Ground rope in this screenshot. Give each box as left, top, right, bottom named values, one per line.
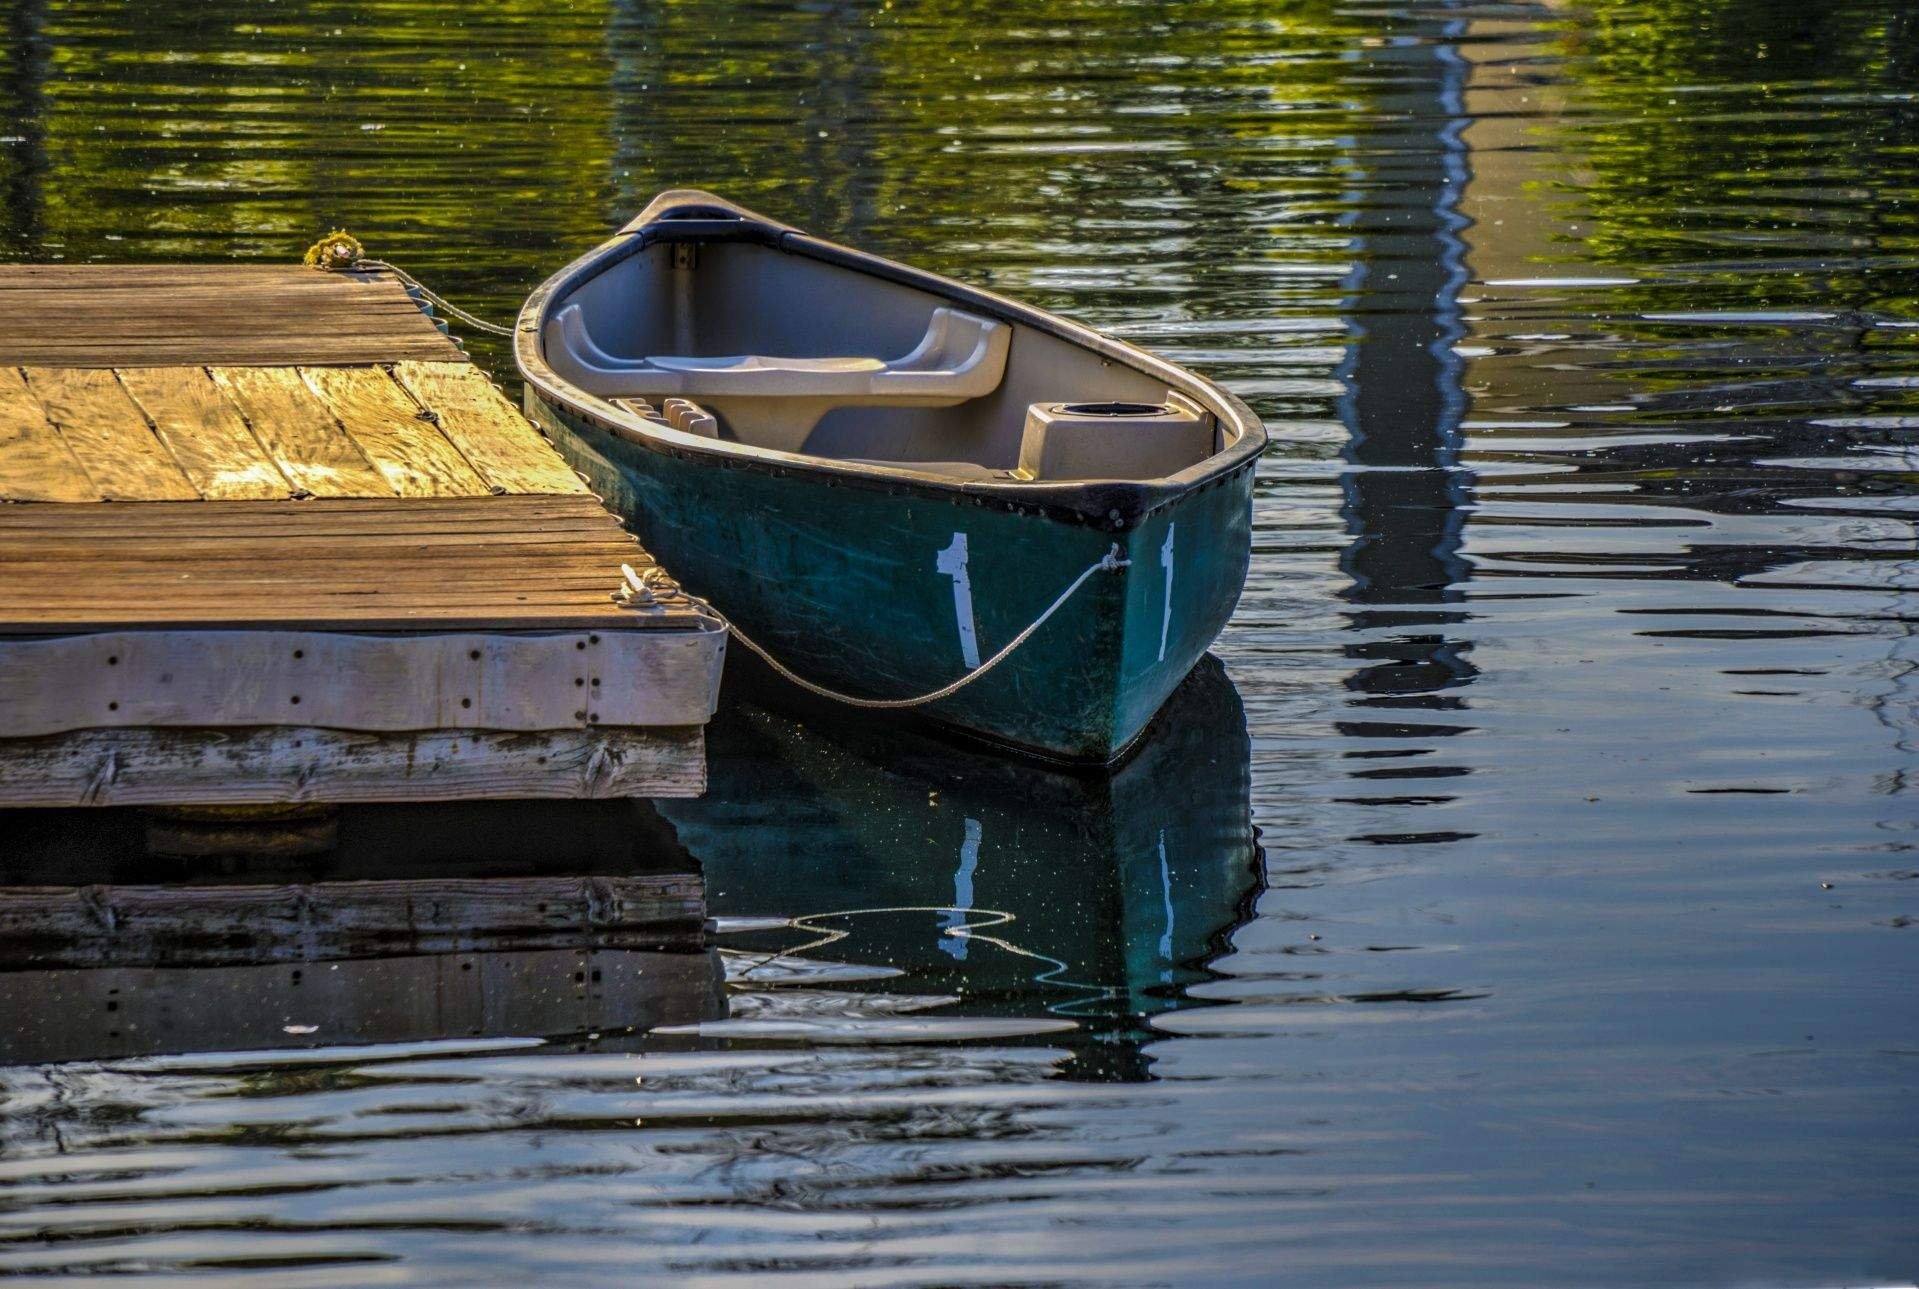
left=302, top=232, right=515, bottom=337
left=354, top=258, right=516, bottom=337
left=715, top=543, right=1130, bottom=710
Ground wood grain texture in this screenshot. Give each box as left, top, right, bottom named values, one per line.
left=0, top=494, right=707, bottom=635
left=209, top=365, right=394, bottom=497
left=0, top=725, right=706, bottom=806
left=116, top=365, right=293, bottom=499
left=0, top=267, right=592, bottom=500
left=21, top=367, right=198, bottom=500
left=393, top=360, right=587, bottom=494
left=0, top=265, right=465, bottom=366
left=0, top=624, right=723, bottom=733
left=0, top=264, right=408, bottom=287
left=0, top=367, right=99, bottom=501
left=0, top=494, right=621, bottom=529
left=301, top=365, right=490, bottom=497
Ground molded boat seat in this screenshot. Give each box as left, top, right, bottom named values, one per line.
left=648, top=353, right=886, bottom=383
left=549, top=305, right=1011, bottom=451
left=840, top=457, right=1007, bottom=482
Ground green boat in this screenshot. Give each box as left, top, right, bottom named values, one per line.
left=517, top=190, right=1265, bottom=762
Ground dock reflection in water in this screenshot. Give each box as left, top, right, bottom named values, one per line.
left=0, top=800, right=723, bottom=1067
left=663, top=657, right=1262, bottom=1082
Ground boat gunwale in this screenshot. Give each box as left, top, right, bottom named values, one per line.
left=515, top=190, right=1267, bottom=531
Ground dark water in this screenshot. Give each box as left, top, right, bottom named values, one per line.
left=2, top=0, right=1917, bottom=1283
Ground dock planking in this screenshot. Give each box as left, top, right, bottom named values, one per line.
left=0, top=358, right=583, bottom=502
left=22, top=366, right=199, bottom=500
left=0, top=264, right=724, bottom=805
left=0, top=495, right=678, bottom=632
left=118, top=366, right=294, bottom=500
left=0, top=265, right=465, bottom=367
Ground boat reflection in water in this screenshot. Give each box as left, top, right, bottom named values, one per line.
left=659, top=655, right=1263, bottom=1082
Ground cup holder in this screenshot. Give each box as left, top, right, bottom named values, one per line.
left=1018, top=399, right=1212, bottom=481
left=1060, top=401, right=1171, bottom=417
left=658, top=206, right=743, bottom=222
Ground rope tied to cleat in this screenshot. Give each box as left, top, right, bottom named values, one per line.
left=303, top=230, right=515, bottom=337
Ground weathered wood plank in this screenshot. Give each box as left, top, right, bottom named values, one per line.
left=116, top=365, right=293, bottom=500
left=0, top=339, right=463, bottom=367
left=0, top=264, right=402, bottom=288
left=0, top=583, right=632, bottom=607
left=300, top=365, right=490, bottom=497
left=0, top=594, right=639, bottom=618
left=0, top=530, right=641, bottom=560
left=0, top=264, right=341, bottom=284
left=0, top=495, right=684, bottom=637
left=20, top=368, right=198, bottom=500
left=0, top=556, right=640, bottom=583
left=7, top=301, right=448, bottom=329
left=0, top=614, right=680, bottom=637
left=0, top=591, right=636, bottom=614
left=0, top=575, right=630, bottom=600
left=208, top=365, right=394, bottom=497
left=0, top=367, right=100, bottom=502
left=0, top=492, right=620, bottom=526
left=0, top=725, right=706, bottom=805
left=394, top=360, right=587, bottom=495
left=0, top=513, right=632, bottom=541
left=0, top=948, right=723, bottom=1062
left=0, top=555, right=644, bottom=581
left=0, top=265, right=466, bottom=367
left=0, top=626, right=723, bottom=733
left=0, top=875, right=706, bottom=970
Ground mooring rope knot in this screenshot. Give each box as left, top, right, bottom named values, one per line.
left=302, top=230, right=515, bottom=337
left=302, top=229, right=365, bottom=271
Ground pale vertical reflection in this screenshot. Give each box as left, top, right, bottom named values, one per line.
left=1336, top=3, right=1478, bottom=696
left=938, top=815, right=982, bottom=960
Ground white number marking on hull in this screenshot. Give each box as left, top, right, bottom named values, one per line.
left=936, top=532, right=982, bottom=670
left=1158, top=523, right=1177, bottom=663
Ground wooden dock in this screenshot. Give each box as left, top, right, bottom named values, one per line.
left=0, top=265, right=725, bottom=805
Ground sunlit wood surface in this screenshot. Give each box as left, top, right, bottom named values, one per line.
left=0, top=265, right=717, bottom=803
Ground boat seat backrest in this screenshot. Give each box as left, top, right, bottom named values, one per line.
left=550, top=303, right=1012, bottom=452
left=549, top=304, right=1008, bottom=405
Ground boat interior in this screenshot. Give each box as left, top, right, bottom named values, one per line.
left=540, top=237, right=1242, bottom=483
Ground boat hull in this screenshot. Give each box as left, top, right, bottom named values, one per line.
left=528, top=395, right=1253, bottom=762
